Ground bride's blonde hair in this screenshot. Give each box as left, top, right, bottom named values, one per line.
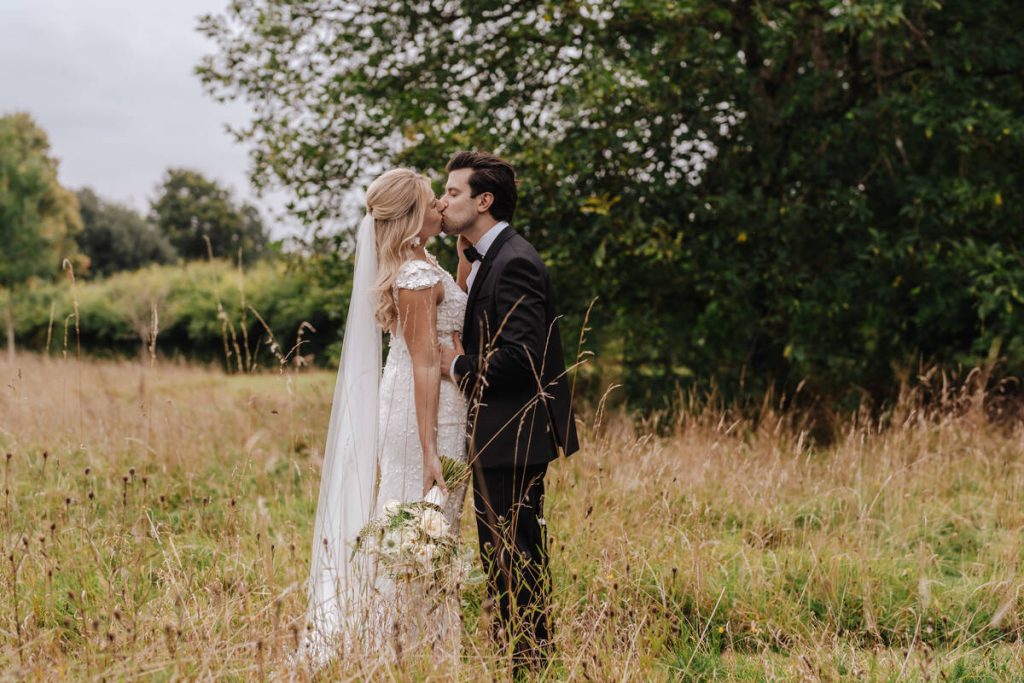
left=366, top=168, right=433, bottom=331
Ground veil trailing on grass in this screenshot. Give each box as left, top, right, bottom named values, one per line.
left=303, top=213, right=381, bottom=663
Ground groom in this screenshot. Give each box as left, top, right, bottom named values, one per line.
left=439, top=151, right=579, bottom=669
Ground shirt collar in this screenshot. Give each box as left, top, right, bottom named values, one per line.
left=474, top=221, right=509, bottom=258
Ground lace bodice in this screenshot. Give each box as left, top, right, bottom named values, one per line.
left=390, top=252, right=467, bottom=350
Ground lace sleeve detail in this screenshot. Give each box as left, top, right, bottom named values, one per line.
left=395, top=259, right=442, bottom=291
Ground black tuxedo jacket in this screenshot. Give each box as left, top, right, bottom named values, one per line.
left=453, top=227, right=580, bottom=469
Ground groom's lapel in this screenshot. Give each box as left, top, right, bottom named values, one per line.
left=463, top=227, right=517, bottom=339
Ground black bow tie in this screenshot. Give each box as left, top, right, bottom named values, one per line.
left=463, top=245, right=483, bottom=263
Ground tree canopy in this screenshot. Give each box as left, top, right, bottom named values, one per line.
left=0, top=112, right=83, bottom=360
left=198, top=0, right=1024, bottom=409
left=150, top=168, right=271, bottom=264
left=0, top=112, right=82, bottom=287
left=76, top=188, right=178, bottom=277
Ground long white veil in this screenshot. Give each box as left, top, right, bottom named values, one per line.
left=303, top=213, right=381, bottom=662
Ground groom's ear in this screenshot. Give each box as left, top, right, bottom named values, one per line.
left=476, top=191, right=495, bottom=214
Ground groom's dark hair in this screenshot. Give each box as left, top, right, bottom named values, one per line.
left=446, top=151, right=518, bottom=222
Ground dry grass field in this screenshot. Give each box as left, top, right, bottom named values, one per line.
left=0, top=352, right=1022, bottom=680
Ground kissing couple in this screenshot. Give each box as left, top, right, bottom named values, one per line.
left=299, top=151, right=579, bottom=675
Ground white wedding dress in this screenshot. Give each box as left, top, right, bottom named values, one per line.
left=299, top=245, right=469, bottom=670
left=378, top=252, right=469, bottom=523
left=370, top=252, right=470, bottom=657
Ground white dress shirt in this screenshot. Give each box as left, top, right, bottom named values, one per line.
left=450, top=221, right=508, bottom=381
left=466, top=221, right=508, bottom=292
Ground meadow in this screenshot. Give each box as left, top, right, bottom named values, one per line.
left=0, top=352, right=1022, bottom=681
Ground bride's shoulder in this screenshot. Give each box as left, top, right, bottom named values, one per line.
left=395, top=257, right=442, bottom=291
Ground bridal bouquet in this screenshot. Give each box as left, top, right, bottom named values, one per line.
left=353, top=457, right=473, bottom=582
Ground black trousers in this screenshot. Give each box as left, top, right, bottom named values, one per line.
left=472, top=462, right=551, bottom=664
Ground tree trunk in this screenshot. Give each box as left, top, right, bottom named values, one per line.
left=5, top=288, right=14, bottom=365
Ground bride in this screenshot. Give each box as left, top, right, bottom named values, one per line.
left=299, top=169, right=469, bottom=667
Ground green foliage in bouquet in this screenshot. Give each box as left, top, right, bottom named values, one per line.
left=440, top=455, right=470, bottom=490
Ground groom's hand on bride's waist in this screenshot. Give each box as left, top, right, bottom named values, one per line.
left=440, top=331, right=464, bottom=382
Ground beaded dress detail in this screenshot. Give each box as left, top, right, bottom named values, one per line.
left=371, top=252, right=468, bottom=656
left=377, top=252, right=469, bottom=521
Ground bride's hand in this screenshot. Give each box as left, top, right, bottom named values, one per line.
left=423, top=453, right=447, bottom=497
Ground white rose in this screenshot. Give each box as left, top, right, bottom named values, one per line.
left=420, top=509, right=449, bottom=538
left=383, top=499, right=401, bottom=516
left=424, top=485, right=448, bottom=507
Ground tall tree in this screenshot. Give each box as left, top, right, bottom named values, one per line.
left=0, top=112, right=83, bottom=363
left=150, top=168, right=270, bottom=264
left=198, top=1, right=1024, bottom=409
left=76, top=188, right=178, bottom=276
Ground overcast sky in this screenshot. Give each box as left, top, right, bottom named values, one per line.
left=0, top=0, right=299, bottom=238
